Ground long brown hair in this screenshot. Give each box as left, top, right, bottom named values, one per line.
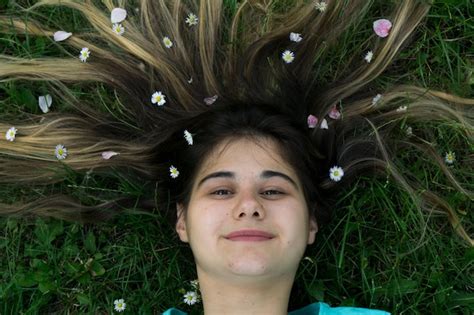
left=1, top=0, right=472, bottom=245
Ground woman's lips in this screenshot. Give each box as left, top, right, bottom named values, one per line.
left=225, top=230, right=275, bottom=241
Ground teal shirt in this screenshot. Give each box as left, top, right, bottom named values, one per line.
left=162, top=302, right=390, bottom=314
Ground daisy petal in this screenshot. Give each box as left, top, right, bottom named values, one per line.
left=53, top=31, right=72, bottom=42
left=328, top=106, right=341, bottom=120
left=320, top=118, right=328, bottom=129
left=111, top=8, right=127, bottom=23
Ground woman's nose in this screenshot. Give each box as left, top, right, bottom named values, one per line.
left=232, top=191, right=265, bottom=219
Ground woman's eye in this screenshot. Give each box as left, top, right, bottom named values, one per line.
left=261, top=190, right=283, bottom=196
left=212, top=189, right=232, bottom=196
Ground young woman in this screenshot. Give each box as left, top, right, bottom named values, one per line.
left=0, top=0, right=472, bottom=313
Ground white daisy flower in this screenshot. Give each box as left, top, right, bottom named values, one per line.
left=364, top=50, right=373, bottom=63
left=289, top=32, right=303, bottom=43
left=5, top=127, right=17, bottom=142
left=151, top=91, right=166, bottom=106
left=396, top=105, right=407, bottom=112
left=170, top=165, right=179, bottom=179
left=112, top=23, right=125, bottom=36
left=444, top=151, right=455, bottom=165
left=163, top=36, right=173, bottom=48
left=314, top=1, right=327, bottom=12
left=184, top=130, right=193, bottom=145
left=55, top=144, right=68, bottom=160
left=183, top=291, right=199, bottom=305
left=79, top=47, right=90, bottom=62
left=185, top=13, right=198, bottom=26
left=113, top=298, right=126, bottom=312
left=372, top=94, right=382, bottom=106
left=282, top=50, right=295, bottom=63
left=329, top=166, right=344, bottom=182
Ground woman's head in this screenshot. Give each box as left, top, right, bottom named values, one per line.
left=174, top=136, right=318, bottom=282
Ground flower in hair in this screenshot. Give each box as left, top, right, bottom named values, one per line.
left=183, top=291, right=199, bottom=305
left=372, top=94, right=382, bottom=106
left=329, top=166, right=344, bottom=182
left=314, top=1, right=327, bottom=12
left=444, top=151, right=455, bottom=165
left=79, top=47, right=90, bottom=62
left=112, top=23, right=125, bottom=36
left=151, top=91, right=166, bottom=106
left=282, top=50, right=295, bottom=63
left=163, top=36, right=173, bottom=48
left=289, top=32, right=303, bottom=43
left=328, top=106, right=341, bottom=120
left=53, top=31, right=72, bottom=42
left=55, top=144, right=68, bottom=160
left=169, top=165, right=180, bottom=179
left=111, top=8, right=127, bottom=23
left=102, top=151, right=120, bottom=159
left=364, top=50, right=373, bottom=63
left=373, top=19, right=392, bottom=38
left=38, top=94, right=52, bottom=113
left=396, top=105, right=407, bottom=112
left=185, top=13, right=198, bottom=26
left=307, top=115, right=318, bottom=128
left=320, top=118, right=328, bottom=129
left=113, top=298, right=126, bottom=312
left=204, top=95, right=218, bottom=105
left=184, top=130, right=193, bottom=145
left=5, top=127, right=17, bottom=142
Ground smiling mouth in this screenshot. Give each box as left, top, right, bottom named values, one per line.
left=226, top=235, right=274, bottom=242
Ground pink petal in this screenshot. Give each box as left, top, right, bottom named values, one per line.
left=328, top=106, right=341, bottom=120
left=101, top=151, right=120, bottom=160
left=204, top=95, right=218, bottom=105
left=373, top=19, right=392, bottom=38
left=53, top=31, right=72, bottom=42
left=111, top=8, right=127, bottom=23
left=307, top=115, right=318, bottom=128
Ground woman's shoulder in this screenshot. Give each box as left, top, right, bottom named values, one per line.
left=290, top=302, right=391, bottom=315
left=162, top=302, right=391, bottom=315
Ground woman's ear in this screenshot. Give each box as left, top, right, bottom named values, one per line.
left=176, top=203, right=189, bottom=243
left=307, top=215, right=318, bottom=245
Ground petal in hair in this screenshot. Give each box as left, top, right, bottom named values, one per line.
left=307, top=115, right=318, bottom=128
left=102, top=151, right=120, bottom=160
left=111, top=8, right=127, bottom=23
left=53, top=31, right=72, bottom=42
left=373, top=19, right=392, bottom=38
left=204, top=95, right=218, bottom=105
left=38, top=94, right=52, bottom=113
left=328, top=106, right=341, bottom=120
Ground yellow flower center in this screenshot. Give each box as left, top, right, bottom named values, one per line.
left=58, top=149, right=63, bottom=155
left=334, top=170, right=339, bottom=176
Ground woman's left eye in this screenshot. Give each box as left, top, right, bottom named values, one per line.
left=261, top=190, right=283, bottom=196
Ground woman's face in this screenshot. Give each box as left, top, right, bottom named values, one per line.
left=176, top=137, right=318, bottom=282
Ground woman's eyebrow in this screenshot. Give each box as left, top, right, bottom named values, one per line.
left=260, top=170, right=299, bottom=190
left=197, top=171, right=234, bottom=188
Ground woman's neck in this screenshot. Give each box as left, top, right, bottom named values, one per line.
left=197, top=269, right=295, bottom=315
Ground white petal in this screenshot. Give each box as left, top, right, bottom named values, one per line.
left=38, top=95, right=52, bottom=113
left=53, top=31, right=72, bottom=42
left=111, top=8, right=127, bottom=23
left=204, top=95, right=218, bottom=105
left=320, top=118, right=328, bottom=129
left=101, top=151, right=120, bottom=160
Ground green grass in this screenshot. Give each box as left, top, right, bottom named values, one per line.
left=1, top=0, right=473, bottom=314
